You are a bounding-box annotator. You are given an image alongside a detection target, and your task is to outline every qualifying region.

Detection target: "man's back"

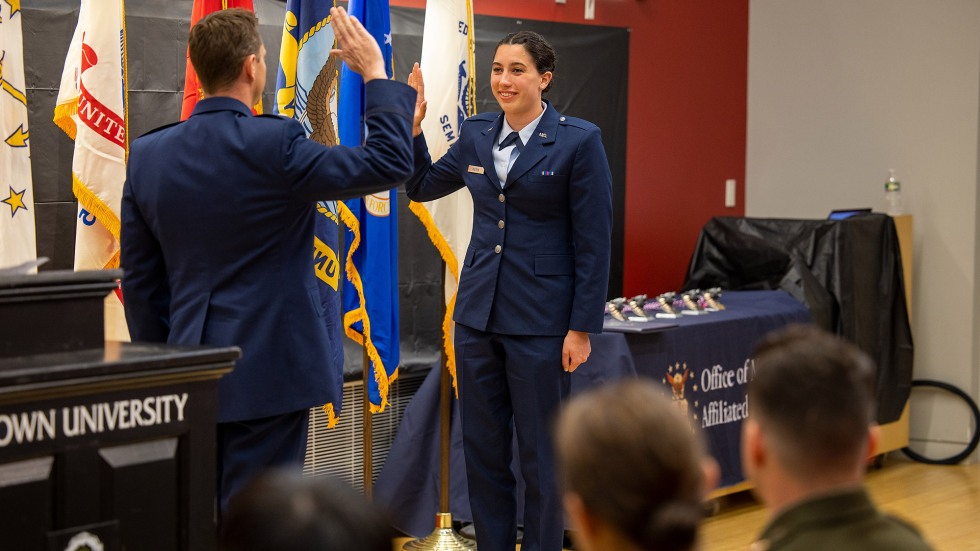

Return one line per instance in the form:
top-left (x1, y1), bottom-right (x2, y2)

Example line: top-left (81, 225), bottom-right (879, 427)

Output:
top-left (120, 5), bottom-right (420, 517)
top-left (128, 99), bottom-right (328, 309)
top-left (122, 80), bottom-right (415, 423)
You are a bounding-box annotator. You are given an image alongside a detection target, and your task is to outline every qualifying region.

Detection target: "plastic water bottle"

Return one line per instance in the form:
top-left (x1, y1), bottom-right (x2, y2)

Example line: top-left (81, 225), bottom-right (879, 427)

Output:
top-left (884, 169), bottom-right (903, 216)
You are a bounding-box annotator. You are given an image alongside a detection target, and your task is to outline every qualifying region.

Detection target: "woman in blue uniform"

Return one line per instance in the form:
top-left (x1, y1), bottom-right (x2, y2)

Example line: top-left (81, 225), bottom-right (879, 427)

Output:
top-left (405, 31), bottom-right (613, 551)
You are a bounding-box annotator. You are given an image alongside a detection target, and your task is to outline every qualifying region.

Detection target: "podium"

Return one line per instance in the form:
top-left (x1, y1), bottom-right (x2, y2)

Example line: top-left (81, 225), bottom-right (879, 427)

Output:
top-left (0, 270), bottom-right (238, 550)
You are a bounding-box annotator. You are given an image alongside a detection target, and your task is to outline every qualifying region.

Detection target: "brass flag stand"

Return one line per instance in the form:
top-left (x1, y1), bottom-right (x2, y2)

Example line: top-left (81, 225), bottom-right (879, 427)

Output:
top-left (403, 269), bottom-right (475, 550)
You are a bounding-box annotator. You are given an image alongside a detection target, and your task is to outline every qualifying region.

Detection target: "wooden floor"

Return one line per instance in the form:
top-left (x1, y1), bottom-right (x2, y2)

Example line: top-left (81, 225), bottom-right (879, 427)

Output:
top-left (394, 457), bottom-right (980, 551)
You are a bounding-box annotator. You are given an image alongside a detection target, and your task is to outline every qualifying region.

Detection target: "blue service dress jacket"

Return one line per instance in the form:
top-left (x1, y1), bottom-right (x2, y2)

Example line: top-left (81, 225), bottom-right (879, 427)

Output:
top-left (405, 103), bottom-right (613, 336)
top-left (121, 79), bottom-right (416, 423)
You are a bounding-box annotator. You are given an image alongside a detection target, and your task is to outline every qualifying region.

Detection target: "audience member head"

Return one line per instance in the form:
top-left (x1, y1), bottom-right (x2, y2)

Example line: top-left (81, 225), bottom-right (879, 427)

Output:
top-left (219, 469), bottom-right (394, 551)
top-left (188, 8), bottom-right (265, 99)
top-left (743, 324), bottom-right (877, 507)
top-left (555, 379), bottom-right (717, 551)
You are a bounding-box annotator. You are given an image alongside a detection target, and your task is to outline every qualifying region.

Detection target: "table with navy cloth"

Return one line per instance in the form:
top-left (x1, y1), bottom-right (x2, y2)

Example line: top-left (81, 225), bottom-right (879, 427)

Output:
top-left (375, 290), bottom-right (811, 537)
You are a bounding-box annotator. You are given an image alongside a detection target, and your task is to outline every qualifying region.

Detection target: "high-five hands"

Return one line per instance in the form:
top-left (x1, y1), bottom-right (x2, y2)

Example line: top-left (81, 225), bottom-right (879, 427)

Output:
top-left (407, 63), bottom-right (427, 137)
top-left (329, 7), bottom-right (387, 82)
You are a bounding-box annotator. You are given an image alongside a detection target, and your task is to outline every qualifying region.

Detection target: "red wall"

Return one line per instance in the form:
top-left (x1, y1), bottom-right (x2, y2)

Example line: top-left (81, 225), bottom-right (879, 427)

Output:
top-left (391, 0), bottom-right (748, 295)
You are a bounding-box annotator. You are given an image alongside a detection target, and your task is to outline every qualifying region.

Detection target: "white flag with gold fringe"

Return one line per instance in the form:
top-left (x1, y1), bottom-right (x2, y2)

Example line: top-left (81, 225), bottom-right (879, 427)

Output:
top-left (53, 0), bottom-right (130, 340)
top-left (409, 0), bottom-right (477, 388)
top-left (0, 0), bottom-right (37, 270)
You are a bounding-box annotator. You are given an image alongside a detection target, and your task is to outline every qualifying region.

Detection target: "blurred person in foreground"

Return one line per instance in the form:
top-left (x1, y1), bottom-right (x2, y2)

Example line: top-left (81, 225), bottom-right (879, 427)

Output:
top-left (219, 469), bottom-right (393, 551)
top-left (743, 325), bottom-right (933, 551)
top-left (121, 7), bottom-right (422, 517)
top-left (555, 379), bottom-right (719, 551)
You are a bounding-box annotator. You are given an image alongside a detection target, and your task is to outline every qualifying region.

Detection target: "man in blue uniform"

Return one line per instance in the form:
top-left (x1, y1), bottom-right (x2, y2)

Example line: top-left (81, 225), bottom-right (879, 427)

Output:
top-left (121, 7), bottom-right (419, 516)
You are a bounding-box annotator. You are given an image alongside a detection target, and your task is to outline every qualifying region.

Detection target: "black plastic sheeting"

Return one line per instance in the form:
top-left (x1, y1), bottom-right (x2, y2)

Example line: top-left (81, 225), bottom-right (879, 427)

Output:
top-left (683, 214), bottom-right (913, 424)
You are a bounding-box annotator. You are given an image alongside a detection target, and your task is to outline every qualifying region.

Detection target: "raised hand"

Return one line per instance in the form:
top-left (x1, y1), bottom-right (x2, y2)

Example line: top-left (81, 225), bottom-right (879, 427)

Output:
top-left (329, 7), bottom-right (387, 82)
top-left (407, 63), bottom-right (427, 137)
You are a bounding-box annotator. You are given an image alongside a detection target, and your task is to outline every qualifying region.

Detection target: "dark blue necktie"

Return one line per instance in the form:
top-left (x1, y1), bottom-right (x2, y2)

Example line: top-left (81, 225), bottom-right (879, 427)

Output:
top-left (498, 131), bottom-right (524, 152)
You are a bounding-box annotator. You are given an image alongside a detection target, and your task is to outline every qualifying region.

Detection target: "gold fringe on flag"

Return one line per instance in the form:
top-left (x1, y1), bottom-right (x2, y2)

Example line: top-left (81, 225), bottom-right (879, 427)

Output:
top-left (52, 100), bottom-right (78, 140)
top-left (408, 200), bottom-right (461, 395)
top-left (338, 201), bottom-right (394, 413)
top-left (320, 402), bottom-right (340, 429)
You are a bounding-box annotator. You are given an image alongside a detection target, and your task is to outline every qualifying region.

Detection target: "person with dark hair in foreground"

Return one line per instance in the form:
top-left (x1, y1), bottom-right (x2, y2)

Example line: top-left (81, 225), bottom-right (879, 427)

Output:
top-left (743, 325), bottom-right (933, 551)
top-left (555, 379), bottom-right (719, 551)
top-left (219, 469), bottom-right (394, 551)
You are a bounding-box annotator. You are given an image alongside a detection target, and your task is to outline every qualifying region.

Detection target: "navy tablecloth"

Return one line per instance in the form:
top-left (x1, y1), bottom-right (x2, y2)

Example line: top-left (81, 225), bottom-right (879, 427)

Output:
top-left (374, 290), bottom-right (811, 537)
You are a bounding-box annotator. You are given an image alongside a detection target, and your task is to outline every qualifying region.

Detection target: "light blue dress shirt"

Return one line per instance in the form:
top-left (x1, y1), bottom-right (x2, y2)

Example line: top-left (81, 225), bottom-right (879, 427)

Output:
top-left (493, 102), bottom-right (548, 188)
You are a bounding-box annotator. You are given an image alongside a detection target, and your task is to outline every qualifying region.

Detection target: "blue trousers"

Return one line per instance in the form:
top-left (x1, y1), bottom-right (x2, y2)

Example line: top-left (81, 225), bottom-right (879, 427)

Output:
top-left (455, 324), bottom-right (570, 551)
top-left (216, 409), bottom-right (309, 520)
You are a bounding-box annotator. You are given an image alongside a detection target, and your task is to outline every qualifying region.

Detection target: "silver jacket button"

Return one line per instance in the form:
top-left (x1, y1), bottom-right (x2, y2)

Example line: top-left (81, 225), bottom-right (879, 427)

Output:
top-left (494, 245), bottom-right (502, 254)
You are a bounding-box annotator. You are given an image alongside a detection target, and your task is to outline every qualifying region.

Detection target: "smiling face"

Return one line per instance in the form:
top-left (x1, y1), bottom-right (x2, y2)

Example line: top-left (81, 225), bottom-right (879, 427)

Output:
top-left (491, 43), bottom-right (552, 126)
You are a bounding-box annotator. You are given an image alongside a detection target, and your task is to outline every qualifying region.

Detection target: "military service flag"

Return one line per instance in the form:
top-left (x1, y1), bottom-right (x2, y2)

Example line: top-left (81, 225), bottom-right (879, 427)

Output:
top-left (409, 0), bottom-right (477, 388)
top-left (275, 0), bottom-right (344, 427)
top-left (339, 0), bottom-right (399, 413)
top-left (53, 0), bottom-right (130, 340)
top-left (0, 0), bottom-right (37, 270)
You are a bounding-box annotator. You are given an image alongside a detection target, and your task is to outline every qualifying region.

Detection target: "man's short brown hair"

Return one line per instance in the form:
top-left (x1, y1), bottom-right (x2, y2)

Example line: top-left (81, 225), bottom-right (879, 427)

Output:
top-left (750, 325), bottom-right (876, 477)
top-left (188, 8), bottom-right (262, 95)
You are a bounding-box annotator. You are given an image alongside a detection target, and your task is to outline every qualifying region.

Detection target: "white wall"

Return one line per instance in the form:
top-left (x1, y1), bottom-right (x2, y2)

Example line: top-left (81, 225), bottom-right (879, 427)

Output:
top-left (747, 0), bottom-right (980, 460)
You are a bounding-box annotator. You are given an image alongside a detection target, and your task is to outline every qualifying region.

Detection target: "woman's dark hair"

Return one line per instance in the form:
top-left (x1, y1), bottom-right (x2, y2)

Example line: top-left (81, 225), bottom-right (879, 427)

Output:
top-left (495, 31), bottom-right (557, 93)
top-left (555, 380), bottom-right (706, 551)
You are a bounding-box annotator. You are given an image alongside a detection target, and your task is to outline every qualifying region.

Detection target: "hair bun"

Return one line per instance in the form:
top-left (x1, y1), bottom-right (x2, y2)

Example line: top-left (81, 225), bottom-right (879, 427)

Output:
top-left (638, 501), bottom-right (704, 551)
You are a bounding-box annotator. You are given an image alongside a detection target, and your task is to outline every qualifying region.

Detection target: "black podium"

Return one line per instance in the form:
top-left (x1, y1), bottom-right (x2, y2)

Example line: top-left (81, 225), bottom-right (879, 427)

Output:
top-left (0, 271), bottom-right (238, 550)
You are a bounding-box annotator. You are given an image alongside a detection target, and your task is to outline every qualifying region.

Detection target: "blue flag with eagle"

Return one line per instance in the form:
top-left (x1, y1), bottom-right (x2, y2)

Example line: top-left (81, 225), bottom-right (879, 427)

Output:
top-left (274, 0), bottom-right (344, 427)
top-left (339, 0), bottom-right (399, 413)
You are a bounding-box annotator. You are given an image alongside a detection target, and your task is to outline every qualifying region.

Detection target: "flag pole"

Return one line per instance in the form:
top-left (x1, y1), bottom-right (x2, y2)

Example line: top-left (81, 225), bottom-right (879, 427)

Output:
top-left (403, 264), bottom-right (474, 551)
top-left (363, 346), bottom-right (373, 498)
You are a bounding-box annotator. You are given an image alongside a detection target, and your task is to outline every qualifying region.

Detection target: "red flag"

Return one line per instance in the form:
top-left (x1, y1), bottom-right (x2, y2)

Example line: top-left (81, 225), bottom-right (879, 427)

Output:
top-left (180, 0), bottom-right (256, 120)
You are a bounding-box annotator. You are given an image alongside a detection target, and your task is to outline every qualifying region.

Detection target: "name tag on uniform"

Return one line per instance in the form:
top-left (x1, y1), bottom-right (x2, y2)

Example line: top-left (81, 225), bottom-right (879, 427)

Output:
top-left (468, 165), bottom-right (485, 174)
